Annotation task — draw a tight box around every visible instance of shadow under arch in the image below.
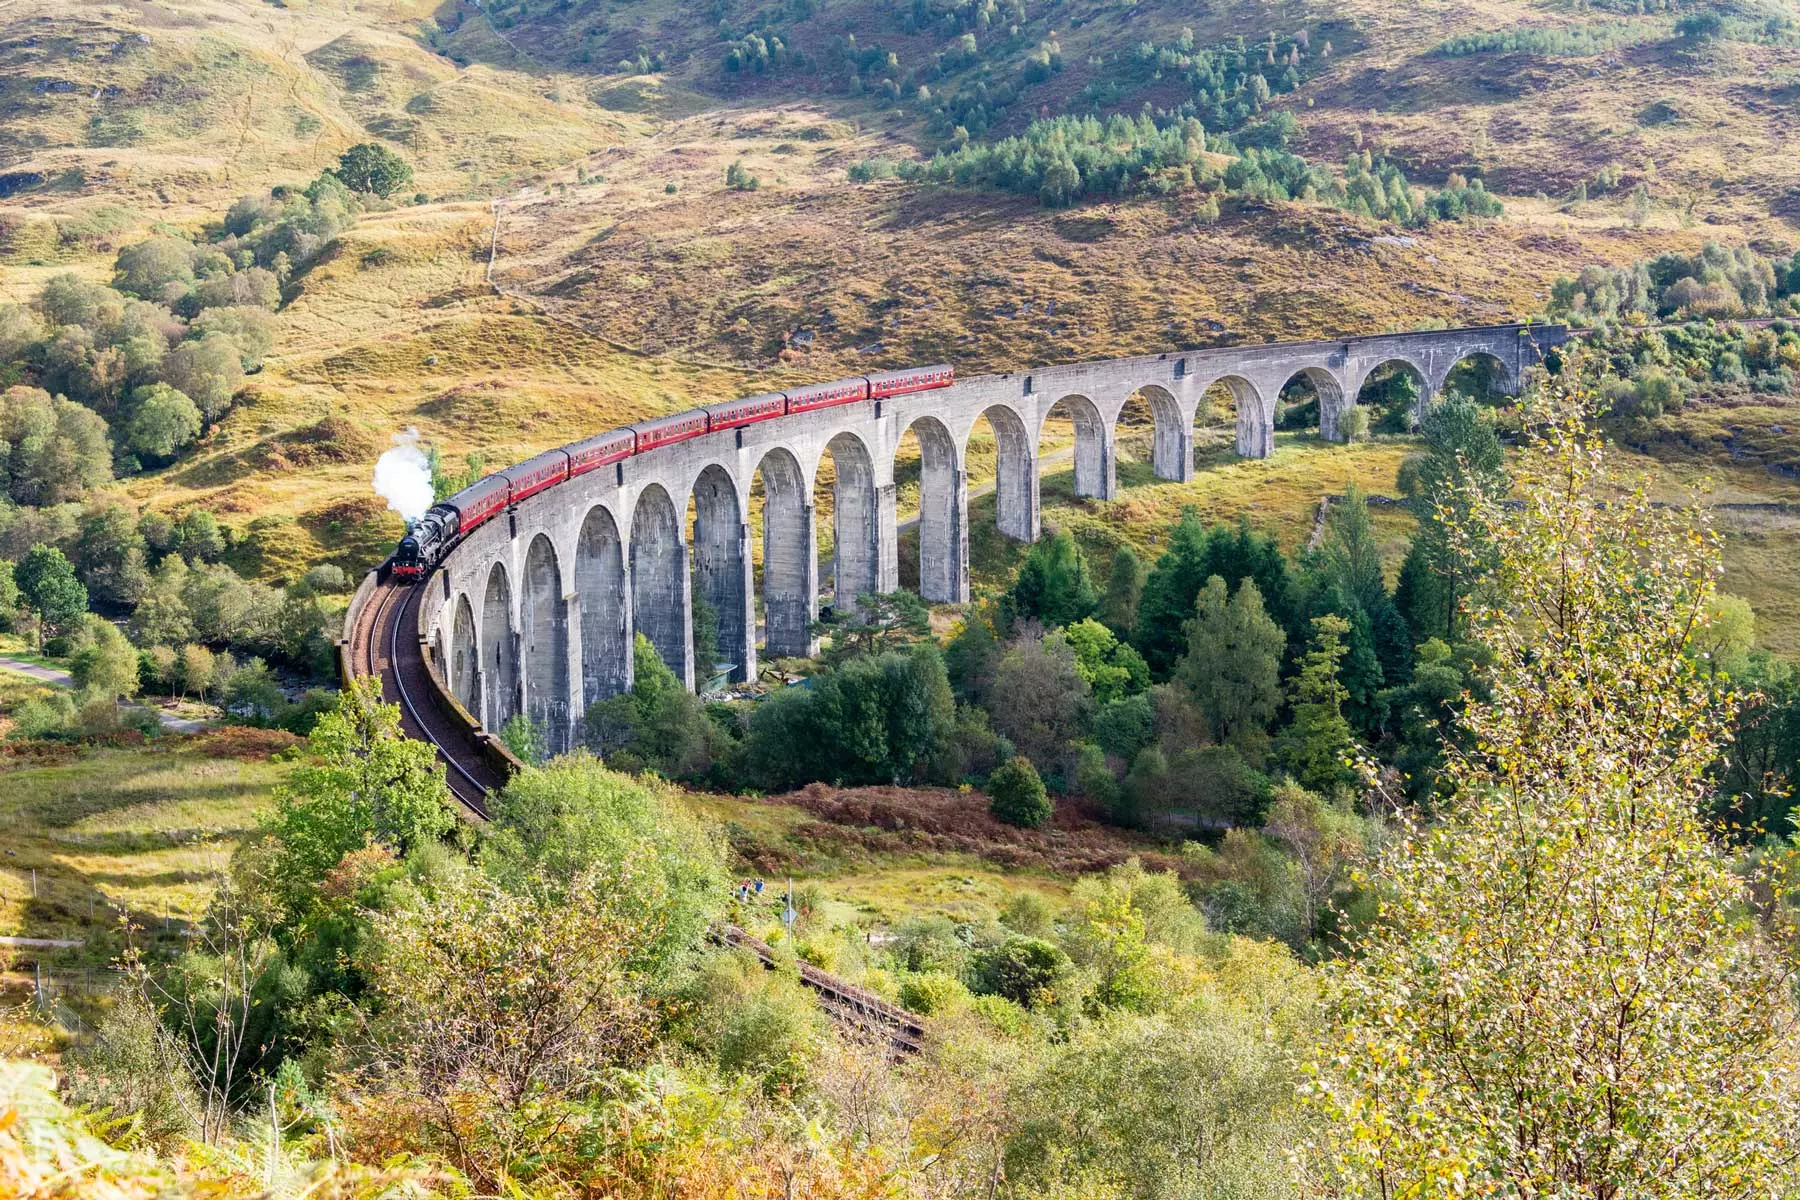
[521,532,570,752]
[630,483,689,688]
[449,592,479,714]
[897,414,964,603]
[1041,392,1110,499]
[691,464,750,684]
[577,504,630,710]
[969,404,1036,542]
[753,446,813,659]
[1353,358,1431,433]
[1275,366,1348,440]
[818,430,880,613]
[481,560,518,731]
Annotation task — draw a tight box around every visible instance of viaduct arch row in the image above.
[421,323,1567,751]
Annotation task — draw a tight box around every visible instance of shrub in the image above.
[988,755,1052,828]
[972,936,1073,1007]
[898,970,970,1016]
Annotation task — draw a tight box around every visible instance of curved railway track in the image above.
[344,566,926,1054]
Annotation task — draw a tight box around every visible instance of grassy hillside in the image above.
[0,0,1796,640]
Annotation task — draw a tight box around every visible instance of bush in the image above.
[988,755,1052,828]
[1337,405,1371,442]
[972,936,1073,1007]
[898,970,970,1016]
[334,143,414,197]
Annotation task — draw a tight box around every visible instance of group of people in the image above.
[733,878,766,903]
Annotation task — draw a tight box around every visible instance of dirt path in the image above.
[0,658,210,733]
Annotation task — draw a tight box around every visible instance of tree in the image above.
[988,755,1052,827]
[725,159,760,191]
[131,554,194,645]
[1004,528,1098,629]
[111,237,196,302]
[1303,381,1800,1198]
[179,642,217,702]
[1279,614,1356,793]
[1174,576,1285,756]
[1099,543,1144,639]
[71,503,149,610]
[482,753,726,978]
[366,865,657,1186]
[69,616,140,703]
[1135,509,1213,675]
[15,543,88,648]
[0,560,17,633]
[122,383,202,462]
[159,333,243,420]
[972,936,1072,1007]
[1396,396,1507,639]
[1064,617,1149,704]
[818,590,929,661]
[1261,780,1363,945]
[586,634,718,780]
[0,386,113,506]
[258,676,455,913]
[989,629,1090,771]
[334,142,413,197]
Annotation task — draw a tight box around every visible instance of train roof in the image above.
[565,428,635,453]
[866,364,954,384]
[629,409,709,433]
[445,473,509,510]
[502,448,570,481]
[704,391,786,420]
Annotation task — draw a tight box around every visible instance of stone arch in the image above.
[1276,366,1348,441]
[1041,392,1111,499]
[1128,384,1188,482]
[1440,349,1519,402]
[754,447,813,659]
[820,431,879,612]
[449,592,479,715]
[577,504,630,710]
[691,464,752,684]
[1200,375,1271,459]
[521,533,570,752]
[1352,358,1431,433]
[971,404,1036,542]
[481,561,519,731]
[898,415,966,603]
[630,483,690,688]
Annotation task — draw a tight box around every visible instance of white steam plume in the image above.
[374,428,435,525]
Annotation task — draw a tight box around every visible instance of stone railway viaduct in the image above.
[420,323,1568,752]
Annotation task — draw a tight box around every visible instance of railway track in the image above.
[344,566,927,1054]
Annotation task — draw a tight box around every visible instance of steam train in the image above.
[389,365,954,581]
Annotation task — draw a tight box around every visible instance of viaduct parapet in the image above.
[418,323,1567,752]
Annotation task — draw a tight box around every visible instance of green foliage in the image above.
[333,143,414,198]
[971,935,1072,1007]
[1064,618,1149,704]
[483,753,726,979]
[0,386,113,506]
[1549,242,1799,323]
[586,634,722,780]
[15,542,87,646]
[1175,576,1285,756]
[724,160,761,191]
[1305,381,1800,1197]
[497,711,549,765]
[122,382,201,462]
[256,677,455,914]
[1099,543,1144,639]
[746,642,955,788]
[674,949,824,1096]
[1136,512,1297,677]
[1003,528,1098,629]
[69,615,140,703]
[988,754,1051,827]
[1397,396,1508,641]
[1437,20,1663,57]
[817,589,929,661]
[988,629,1090,770]
[898,969,971,1015]
[1279,615,1357,793]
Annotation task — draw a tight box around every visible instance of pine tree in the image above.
[1279,614,1357,792]
[1175,576,1285,756]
